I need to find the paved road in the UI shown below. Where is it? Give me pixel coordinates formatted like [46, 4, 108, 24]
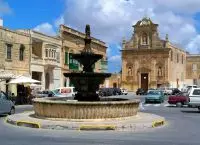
[1, 94, 200, 145]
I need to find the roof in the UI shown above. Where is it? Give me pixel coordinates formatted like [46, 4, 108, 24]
[134, 17, 157, 27]
[60, 24, 106, 47]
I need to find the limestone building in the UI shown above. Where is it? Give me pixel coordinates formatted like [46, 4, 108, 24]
[59, 25, 108, 87]
[0, 26, 31, 94]
[18, 30, 62, 90]
[121, 17, 186, 91]
[186, 54, 200, 86]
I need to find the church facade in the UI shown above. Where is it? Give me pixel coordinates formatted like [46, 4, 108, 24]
[121, 17, 186, 92]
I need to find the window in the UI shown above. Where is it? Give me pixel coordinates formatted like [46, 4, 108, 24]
[54, 50, 56, 58]
[49, 49, 51, 57]
[57, 52, 60, 62]
[193, 79, 197, 85]
[171, 51, 173, 61]
[45, 49, 48, 57]
[6, 44, 12, 59]
[192, 64, 197, 71]
[0, 92, 7, 100]
[192, 89, 200, 95]
[19, 44, 25, 61]
[177, 53, 179, 63]
[142, 33, 148, 45]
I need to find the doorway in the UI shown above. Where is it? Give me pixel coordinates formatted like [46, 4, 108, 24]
[113, 83, 117, 88]
[141, 73, 148, 91]
[45, 73, 50, 90]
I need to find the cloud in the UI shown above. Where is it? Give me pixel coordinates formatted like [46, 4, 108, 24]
[59, 0, 200, 72]
[186, 35, 200, 54]
[55, 15, 64, 27]
[108, 55, 121, 62]
[63, 0, 200, 51]
[0, 0, 12, 16]
[33, 22, 56, 36]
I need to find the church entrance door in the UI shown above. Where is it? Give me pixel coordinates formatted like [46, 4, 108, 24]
[141, 73, 148, 91]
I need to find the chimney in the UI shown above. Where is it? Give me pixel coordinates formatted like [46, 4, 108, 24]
[0, 18, 3, 27]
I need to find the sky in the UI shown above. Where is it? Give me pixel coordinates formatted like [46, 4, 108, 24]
[1, 0, 200, 73]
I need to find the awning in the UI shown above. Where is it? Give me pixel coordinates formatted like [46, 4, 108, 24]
[0, 71, 17, 80]
[8, 76, 41, 84]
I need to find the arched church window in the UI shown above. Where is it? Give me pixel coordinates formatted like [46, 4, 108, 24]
[128, 67, 132, 76]
[142, 33, 148, 45]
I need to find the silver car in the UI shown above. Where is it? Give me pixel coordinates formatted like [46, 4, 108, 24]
[0, 91, 15, 115]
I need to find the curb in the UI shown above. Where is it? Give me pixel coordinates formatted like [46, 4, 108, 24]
[152, 119, 165, 128]
[6, 118, 41, 129]
[79, 125, 116, 131]
[6, 112, 166, 131]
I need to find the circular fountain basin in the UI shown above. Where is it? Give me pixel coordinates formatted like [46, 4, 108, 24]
[33, 98, 140, 119]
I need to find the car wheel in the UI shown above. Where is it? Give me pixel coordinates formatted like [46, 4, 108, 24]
[9, 107, 15, 115]
[176, 102, 182, 107]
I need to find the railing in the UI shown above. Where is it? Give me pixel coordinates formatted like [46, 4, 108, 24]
[44, 57, 57, 67]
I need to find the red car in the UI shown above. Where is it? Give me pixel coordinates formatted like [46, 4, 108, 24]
[168, 92, 188, 107]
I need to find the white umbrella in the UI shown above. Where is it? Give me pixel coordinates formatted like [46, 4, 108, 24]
[8, 75, 40, 84]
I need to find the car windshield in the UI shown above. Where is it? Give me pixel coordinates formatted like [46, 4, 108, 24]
[148, 91, 161, 95]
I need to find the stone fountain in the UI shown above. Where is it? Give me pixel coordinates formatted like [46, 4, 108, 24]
[7, 25, 165, 131]
[32, 25, 140, 119]
[63, 24, 111, 101]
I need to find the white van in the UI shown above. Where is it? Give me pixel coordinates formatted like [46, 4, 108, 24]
[182, 85, 197, 93]
[53, 87, 77, 98]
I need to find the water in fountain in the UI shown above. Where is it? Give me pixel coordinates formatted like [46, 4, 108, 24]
[63, 24, 111, 101]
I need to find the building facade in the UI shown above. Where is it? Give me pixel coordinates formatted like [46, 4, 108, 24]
[186, 55, 200, 86]
[0, 26, 31, 94]
[59, 25, 108, 87]
[18, 30, 62, 90]
[121, 17, 186, 91]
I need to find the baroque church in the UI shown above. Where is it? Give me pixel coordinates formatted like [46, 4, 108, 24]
[121, 17, 186, 91]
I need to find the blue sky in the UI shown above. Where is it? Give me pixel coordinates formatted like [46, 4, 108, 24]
[1, 0, 200, 73]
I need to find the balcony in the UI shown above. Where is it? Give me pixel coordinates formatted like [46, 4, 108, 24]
[44, 57, 57, 67]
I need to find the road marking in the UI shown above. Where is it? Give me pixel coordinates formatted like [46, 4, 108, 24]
[143, 104, 151, 107]
[154, 104, 161, 107]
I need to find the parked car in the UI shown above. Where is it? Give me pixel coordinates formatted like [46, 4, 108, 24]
[113, 88, 122, 95]
[187, 88, 200, 110]
[182, 85, 197, 93]
[98, 88, 107, 96]
[121, 88, 128, 95]
[52, 87, 77, 98]
[158, 87, 173, 95]
[171, 88, 182, 95]
[145, 90, 164, 103]
[35, 90, 55, 98]
[168, 92, 188, 107]
[136, 88, 146, 95]
[0, 91, 15, 115]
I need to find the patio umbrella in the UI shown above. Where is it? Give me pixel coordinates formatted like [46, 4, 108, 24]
[8, 75, 40, 84]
